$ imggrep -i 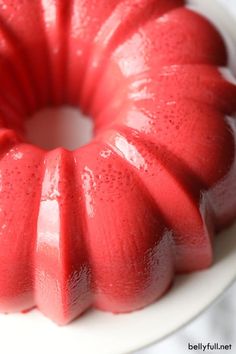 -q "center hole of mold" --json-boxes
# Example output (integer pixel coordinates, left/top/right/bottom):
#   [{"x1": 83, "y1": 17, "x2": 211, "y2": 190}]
[{"x1": 26, "y1": 106, "x2": 93, "y2": 151}]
